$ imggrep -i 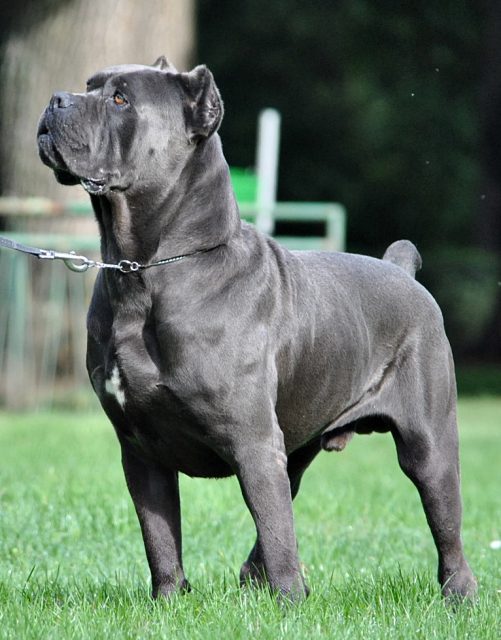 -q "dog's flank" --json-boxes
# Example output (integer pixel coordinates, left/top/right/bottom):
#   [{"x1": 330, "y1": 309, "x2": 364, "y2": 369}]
[{"x1": 37, "y1": 58, "x2": 477, "y2": 603}]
